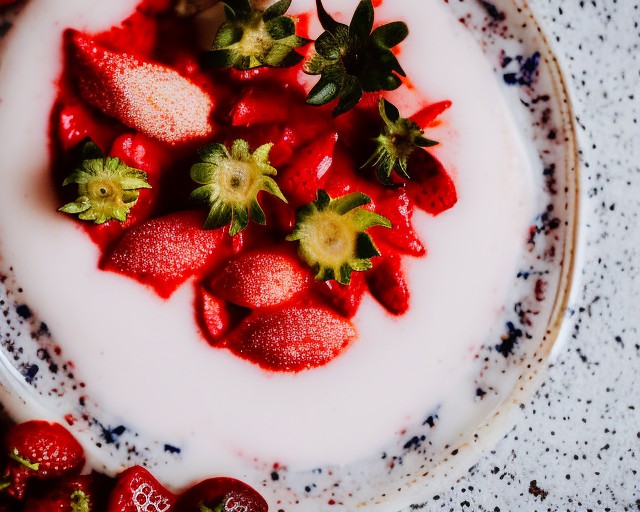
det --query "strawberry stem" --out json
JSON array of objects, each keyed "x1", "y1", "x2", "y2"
[{"x1": 9, "y1": 447, "x2": 39, "y2": 471}]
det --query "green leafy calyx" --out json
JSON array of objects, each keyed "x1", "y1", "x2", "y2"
[
  {"x1": 59, "y1": 142, "x2": 151, "y2": 224},
  {"x1": 190, "y1": 139, "x2": 287, "y2": 235},
  {"x1": 205, "y1": 0, "x2": 310, "y2": 69},
  {"x1": 304, "y1": 0, "x2": 408, "y2": 116},
  {"x1": 9, "y1": 447, "x2": 39, "y2": 471},
  {"x1": 366, "y1": 98, "x2": 438, "y2": 183},
  {"x1": 287, "y1": 189, "x2": 391, "y2": 284}
]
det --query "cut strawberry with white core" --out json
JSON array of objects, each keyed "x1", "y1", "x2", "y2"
[
  {"x1": 68, "y1": 30, "x2": 214, "y2": 144},
  {"x1": 228, "y1": 305, "x2": 357, "y2": 372}
]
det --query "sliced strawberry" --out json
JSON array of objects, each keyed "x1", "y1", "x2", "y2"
[
  {"x1": 107, "y1": 466, "x2": 175, "y2": 512},
  {"x1": 2, "y1": 421, "x2": 85, "y2": 500},
  {"x1": 195, "y1": 286, "x2": 233, "y2": 345},
  {"x1": 208, "y1": 247, "x2": 311, "y2": 309},
  {"x1": 366, "y1": 254, "x2": 410, "y2": 315},
  {"x1": 102, "y1": 211, "x2": 231, "y2": 298},
  {"x1": 22, "y1": 473, "x2": 112, "y2": 512},
  {"x1": 409, "y1": 100, "x2": 452, "y2": 127},
  {"x1": 109, "y1": 133, "x2": 167, "y2": 178},
  {"x1": 235, "y1": 124, "x2": 294, "y2": 168},
  {"x1": 373, "y1": 190, "x2": 426, "y2": 257},
  {"x1": 228, "y1": 304, "x2": 357, "y2": 372},
  {"x1": 175, "y1": 477, "x2": 267, "y2": 512},
  {"x1": 315, "y1": 271, "x2": 366, "y2": 319},
  {"x1": 230, "y1": 86, "x2": 289, "y2": 126},
  {"x1": 67, "y1": 30, "x2": 214, "y2": 144},
  {"x1": 404, "y1": 149, "x2": 457, "y2": 215},
  {"x1": 56, "y1": 101, "x2": 121, "y2": 152},
  {"x1": 283, "y1": 103, "x2": 334, "y2": 148},
  {"x1": 323, "y1": 144, "x2": 380, "y2": 200},
  {"x1": 278, "y1": 132, "x2": 338, "y2": 205}
]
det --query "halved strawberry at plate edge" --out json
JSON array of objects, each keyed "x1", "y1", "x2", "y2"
[
  {"x1": 175, "y1": 478, "x2": 267, "y2": 512},
  {"x1": 107, "y1": 466, "x2": 175, "y2": 512},
  {"x1": 0, "y1": 421, "x2": 85, "y2": 500},
  {"x1": 67, "y1": 30, "x2": 214, "y2": 145},
  {"x1": 372, "y1": 190, "x2": 426, "y2": 257},
  {"x1": 102, "y1": 210, "x2": 233, "y2": 299},
  {"x1": 404, "y1": 149, "x2": 457, "y2": 215},
  {"x1": 208, "y1": 246, "x2": 312, "y2": 309},
  {"x1": 366, "y1": 253, "x2": 410, "y2": 316},
  {"x1": 227, "y1": 304, "x2": 357, "y2": 372}
]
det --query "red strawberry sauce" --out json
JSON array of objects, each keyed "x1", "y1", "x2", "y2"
[{"x1": 49, "y1": 0, "x2": 457, "y2": 372}]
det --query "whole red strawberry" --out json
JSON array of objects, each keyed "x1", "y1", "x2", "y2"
[
  {"x1": 22, "y1": 472, "x2": 112, "y2": 512},
  {"x1": 107, "y1": 466, "x2": 175, "y2": 512},
  {"x1": 1, "y1": 421, "x2": 85, "y2": 500},
  {"x1": 175, "y1": 478, "x2": 267, "y2": 512}
]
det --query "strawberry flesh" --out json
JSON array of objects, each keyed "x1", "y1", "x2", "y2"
[
  {"x1": 102, "y1": 211, "x2": 231, "y2": 298},
  {"x1": 366, "y1": 254, "x2": 410, "y2": 315},
  {"x1": 373, "y1": 191, "x2": 426, "y2": 257},
  {"x1": 278, "y1": 132, "x2": 339, "y2": 205},
  {"x1": 404, "y1": 150, "x2": 458, "y2": 215},
  {"x1": 315, "y1": 271, "x2": 366, "y2": 319},
  {"x1": 209, "y1": 247, "x2": 311, "y2": 309},
  {"x1": 67, "y1": 30, "x2": 214, "y2": 144},
  {"x1": 228, "y1": 305, "x2": 357, "y2": 371},
  {"x1": 196, "y1": 286, "x2": 233, "y2": 345}
]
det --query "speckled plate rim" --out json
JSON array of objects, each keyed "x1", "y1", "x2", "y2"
[{"x1": 393, "y1": 0, "x2": 582, "y2": 508}]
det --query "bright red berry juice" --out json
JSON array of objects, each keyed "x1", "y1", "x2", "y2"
[{"x1": 0, "y1": 0, "x2": 536, "y2": 491}]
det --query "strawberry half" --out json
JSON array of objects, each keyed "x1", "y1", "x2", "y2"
[
  {"x1": 208, "y1": 247, "x2": 311, "y2": 309},
  {"x1": 107, "y1": 466, "x2": 175, "y2": 512},
  {"x1": 56, "y1": 100, "x2": 122, "y2": 152},
  {"x1": 196, "y1": 286, "x2": 233, "y2": 345},
  {"x1": 228, "y1": 304, "x2": 357, "y2": 372},
  {"x1": 175, "y1": 477, "x2": 267, "y2": 512},
  {"x1": 404, "y1": 149, "x2": 457, "y2": 215},
  {"x1": 1, "y1": 421, "x2": 85, "y2": 500},
  {"x1": 366, "y1": 254, "x2": 410, "y2": 315},
  {"x1": 230, "y1": 86, "x2": 290, "y2": 127},
  {"x1": 373, "y1": 190, "x2": 426, "y2": 257},
  {"x1": 315, "y1": 271, "x2": 366, "y2": 319},
  {"x1": 278, "y1": 132, "x2": 338, "y2": 206},
  {"x1": 102, "y1": 211, "x2": 231, "y2": 298},
  {"x1": 67, "y1": 30, "x2": 214, "y2": 144}
]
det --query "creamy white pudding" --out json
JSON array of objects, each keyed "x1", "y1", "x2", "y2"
[{"x1": 0, "y1": 0, "x2": 536, "y2": 490}]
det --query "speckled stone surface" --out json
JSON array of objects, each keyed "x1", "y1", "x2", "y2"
[{"x1": 425, "y1": 1, "x2": 640, "y2": 510}]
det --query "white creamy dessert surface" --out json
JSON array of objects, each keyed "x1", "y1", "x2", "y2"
[{"x1": 0, "y1": 0, "x2": 536, "y2": 488}]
